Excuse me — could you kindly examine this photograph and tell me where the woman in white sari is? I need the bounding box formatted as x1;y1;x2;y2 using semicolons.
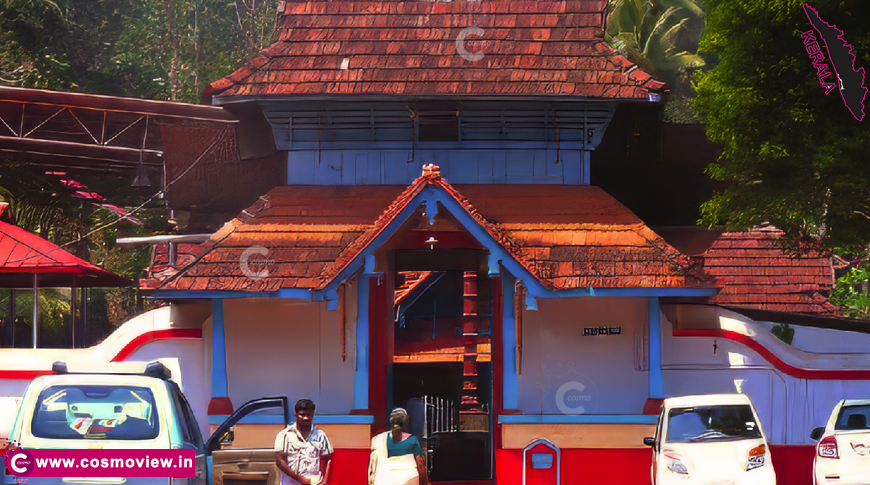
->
368;408;428;485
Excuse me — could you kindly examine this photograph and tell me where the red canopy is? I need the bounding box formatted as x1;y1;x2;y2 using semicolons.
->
0;218;131;288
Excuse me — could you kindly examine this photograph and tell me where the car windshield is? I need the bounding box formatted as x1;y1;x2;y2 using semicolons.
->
835;405;870;431
666;404;763;443
31;385;159;440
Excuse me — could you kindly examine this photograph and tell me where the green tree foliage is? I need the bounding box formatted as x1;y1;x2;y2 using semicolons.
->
1;0;280;342
86;208;156;344
0;161;168;345
694;0;870;253
0;289;71;348
1;0;279;102
606;0;707;122
770;323;795;345
606;0;706;80
0;161;88;243
831;264;870;320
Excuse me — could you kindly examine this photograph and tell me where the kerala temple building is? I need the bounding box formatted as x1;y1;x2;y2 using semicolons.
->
6;2;870;485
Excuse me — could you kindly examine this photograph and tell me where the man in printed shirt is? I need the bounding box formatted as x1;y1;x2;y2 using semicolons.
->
275;399;333;485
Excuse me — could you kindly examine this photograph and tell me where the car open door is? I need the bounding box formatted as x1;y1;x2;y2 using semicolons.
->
206;397;290;485
0;396;21;474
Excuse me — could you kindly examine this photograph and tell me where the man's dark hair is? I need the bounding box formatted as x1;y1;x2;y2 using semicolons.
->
295;399;316;413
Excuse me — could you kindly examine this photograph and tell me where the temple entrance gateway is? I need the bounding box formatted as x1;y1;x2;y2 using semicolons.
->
389;250;495;482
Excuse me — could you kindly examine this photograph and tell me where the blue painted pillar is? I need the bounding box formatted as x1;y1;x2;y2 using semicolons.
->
502;272;519;410
207;298;233;416
353;276;370;410
648;297;664;399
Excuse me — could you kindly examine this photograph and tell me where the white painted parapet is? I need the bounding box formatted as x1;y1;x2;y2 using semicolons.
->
662;305;870;445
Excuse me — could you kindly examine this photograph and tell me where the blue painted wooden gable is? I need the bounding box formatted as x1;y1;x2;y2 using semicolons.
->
257;100;619;185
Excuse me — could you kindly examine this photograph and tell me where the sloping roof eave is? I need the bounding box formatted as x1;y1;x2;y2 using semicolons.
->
157;172;715;294
207;1;668;99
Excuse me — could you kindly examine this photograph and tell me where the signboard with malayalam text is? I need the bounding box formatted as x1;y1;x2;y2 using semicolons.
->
582;326;622;336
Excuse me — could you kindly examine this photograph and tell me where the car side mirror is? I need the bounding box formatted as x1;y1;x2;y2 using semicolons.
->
811;427;825;441
643;437;656;447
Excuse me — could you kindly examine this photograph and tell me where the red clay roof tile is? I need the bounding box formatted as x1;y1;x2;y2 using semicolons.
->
207;0;664;98
699;228;841;316
158;168;713;293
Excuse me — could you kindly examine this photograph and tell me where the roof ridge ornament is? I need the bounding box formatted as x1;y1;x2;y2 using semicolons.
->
422;164;441;179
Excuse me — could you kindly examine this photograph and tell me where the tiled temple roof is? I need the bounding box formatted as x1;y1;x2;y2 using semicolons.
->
158;167;713;292
206;0;666;98
140;242;208;291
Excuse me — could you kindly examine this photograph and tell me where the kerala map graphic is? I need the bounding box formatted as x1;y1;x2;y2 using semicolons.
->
803;3;867;121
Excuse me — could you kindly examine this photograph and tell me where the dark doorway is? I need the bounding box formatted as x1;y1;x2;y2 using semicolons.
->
390;258;494;482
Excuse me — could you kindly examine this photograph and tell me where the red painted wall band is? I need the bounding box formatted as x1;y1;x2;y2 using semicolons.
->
0;370;54;380
674;328;870;380
495;446;815;485
769;444;815;485
0;329;202;379
110;328;202;362
497;448;653;485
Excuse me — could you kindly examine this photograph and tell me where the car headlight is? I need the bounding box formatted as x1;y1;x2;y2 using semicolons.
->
663;449;689;475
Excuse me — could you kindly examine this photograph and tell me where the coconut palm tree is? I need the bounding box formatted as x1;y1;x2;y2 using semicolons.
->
0;161;89;245
0;161;158;347
606;0;706;121
607;0;705;82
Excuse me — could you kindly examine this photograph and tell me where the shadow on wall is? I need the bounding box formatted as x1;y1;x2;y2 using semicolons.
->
592;104;722;227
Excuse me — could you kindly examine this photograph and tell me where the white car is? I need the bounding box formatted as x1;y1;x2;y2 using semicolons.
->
3;361;291;485
644;394;777;485
812;399;870;485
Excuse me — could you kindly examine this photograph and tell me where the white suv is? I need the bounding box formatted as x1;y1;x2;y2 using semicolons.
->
3;361;290;485
4;361;206;485
644;394;777;485
812;399;870;485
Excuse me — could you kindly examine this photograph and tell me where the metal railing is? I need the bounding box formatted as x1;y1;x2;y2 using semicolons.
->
423;395;456;439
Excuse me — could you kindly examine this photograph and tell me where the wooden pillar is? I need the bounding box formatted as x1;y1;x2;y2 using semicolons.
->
461;271;481;412
368;276;389;434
